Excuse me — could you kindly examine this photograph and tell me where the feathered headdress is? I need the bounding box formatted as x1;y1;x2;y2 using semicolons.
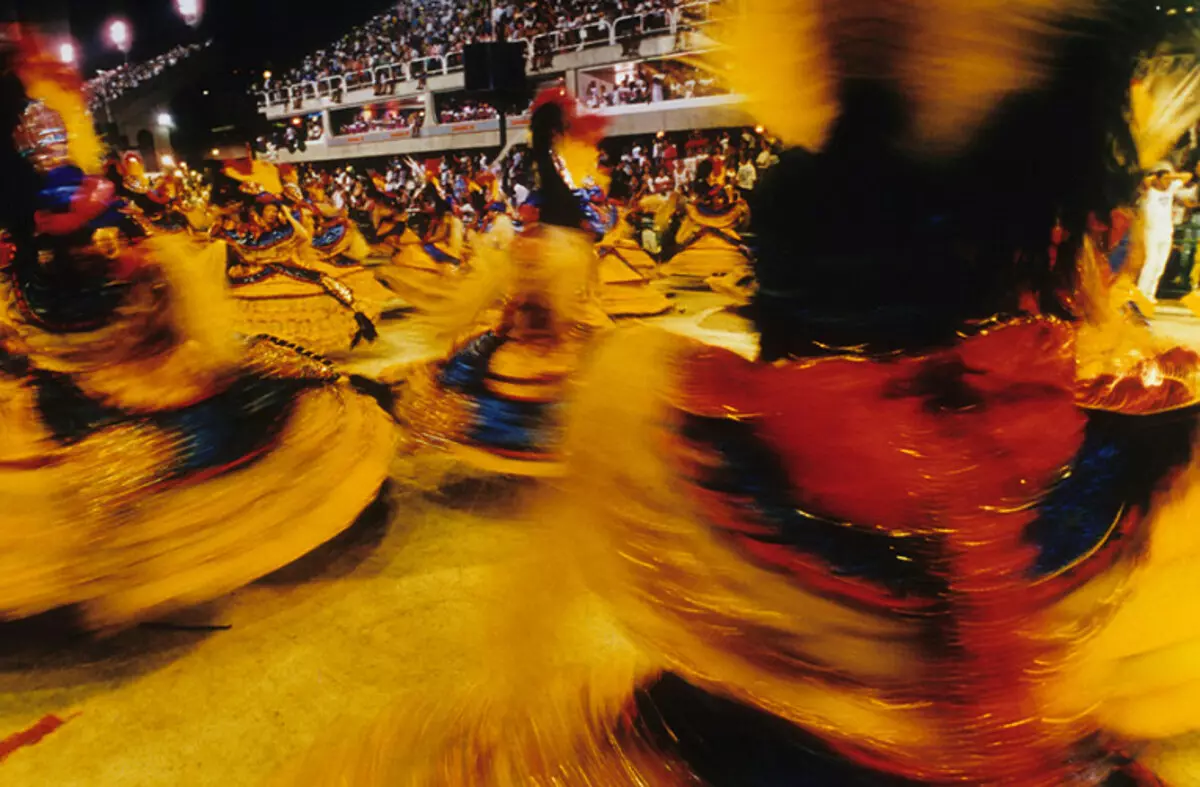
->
1130;55;1200;171
526;88;610;230
718;0;1152;359
222;158;284;197
7;27;105;175
529;88;609;192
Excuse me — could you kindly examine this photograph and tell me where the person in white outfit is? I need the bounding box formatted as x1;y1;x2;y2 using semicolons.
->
1139;163;1193;301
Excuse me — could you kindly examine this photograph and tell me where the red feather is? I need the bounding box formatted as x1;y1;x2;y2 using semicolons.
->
529;87;608;144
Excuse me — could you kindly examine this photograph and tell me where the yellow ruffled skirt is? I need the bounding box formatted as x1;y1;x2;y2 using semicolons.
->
0;381;394;629
661;233;753;284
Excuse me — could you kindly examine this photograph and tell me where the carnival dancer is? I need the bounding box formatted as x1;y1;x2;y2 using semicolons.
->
463;168;516;253
0;31;394;631
373;160;468;312
106;151;195;236
384;90;612;478
592;183;673;318
277;163;401;312
282;2;1200;785
659;157;752;288
1112;61;1200;316
361;170;410;253
212;159;383;355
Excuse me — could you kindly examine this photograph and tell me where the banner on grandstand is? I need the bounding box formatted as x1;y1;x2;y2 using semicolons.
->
328;114;532;147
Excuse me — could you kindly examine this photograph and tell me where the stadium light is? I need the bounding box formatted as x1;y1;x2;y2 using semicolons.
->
175;0;203;26
58;42;76;65
106;19;132;55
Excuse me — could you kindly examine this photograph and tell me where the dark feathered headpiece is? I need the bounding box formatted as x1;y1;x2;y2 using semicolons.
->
526;88;608;230
721;1;1158;360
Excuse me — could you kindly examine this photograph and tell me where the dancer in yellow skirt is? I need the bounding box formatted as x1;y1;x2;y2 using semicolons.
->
660;158;752;289
0;31;394;631
462;168;516;254
211;160;383;355
593;184;673;318
373;162;469;312
277;163;402;313
387;90;612;478
281;2;1200;785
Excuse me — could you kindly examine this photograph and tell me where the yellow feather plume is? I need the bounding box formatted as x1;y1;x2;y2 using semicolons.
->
719;0;836;150
1130;58;1200;171
558;134;610;194
718;0;1098;153
17;72;105;175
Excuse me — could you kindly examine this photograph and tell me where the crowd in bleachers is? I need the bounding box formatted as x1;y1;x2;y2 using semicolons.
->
582;61;722;108
336;107;422;136
86;42;209;110
436;97;501;124
254;0;689;102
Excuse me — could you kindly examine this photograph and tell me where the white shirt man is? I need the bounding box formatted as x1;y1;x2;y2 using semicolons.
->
737;159;757;192
512;181;530;207
1139;165;1192;301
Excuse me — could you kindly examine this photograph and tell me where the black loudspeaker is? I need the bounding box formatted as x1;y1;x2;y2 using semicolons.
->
463;42;527;93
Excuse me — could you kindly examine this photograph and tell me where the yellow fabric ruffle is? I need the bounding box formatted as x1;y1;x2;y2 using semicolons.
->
0;382;395;628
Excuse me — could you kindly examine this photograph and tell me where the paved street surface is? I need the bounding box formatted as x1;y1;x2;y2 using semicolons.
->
1;291;1198;786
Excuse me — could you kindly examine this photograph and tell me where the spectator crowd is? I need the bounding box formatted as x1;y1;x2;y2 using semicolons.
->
86;42;209;111
436;96;501;124
334;106;423;136
583;60;723;108
253;0;694;104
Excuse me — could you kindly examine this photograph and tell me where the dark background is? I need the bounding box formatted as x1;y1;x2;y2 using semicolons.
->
3;0;389;76
2;0;393;157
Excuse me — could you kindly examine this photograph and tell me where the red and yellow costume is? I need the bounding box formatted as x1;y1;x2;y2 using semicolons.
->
276;2;1200;786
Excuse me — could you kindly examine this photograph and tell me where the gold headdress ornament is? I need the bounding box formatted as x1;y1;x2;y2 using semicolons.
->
718;0;1098;154
9;26;106;174
222;158;284;196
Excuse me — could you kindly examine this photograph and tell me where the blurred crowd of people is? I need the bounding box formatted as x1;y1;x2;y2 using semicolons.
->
290;127;776;223
85;42;209;111
603;128;779;201
582;61;722;108
436;96;501;124
335;107;421;136
253;0;689;102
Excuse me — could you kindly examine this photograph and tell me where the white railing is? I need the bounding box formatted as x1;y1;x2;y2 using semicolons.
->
256;0;716;111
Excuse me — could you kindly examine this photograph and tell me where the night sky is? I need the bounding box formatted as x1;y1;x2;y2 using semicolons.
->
5;0;390;77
